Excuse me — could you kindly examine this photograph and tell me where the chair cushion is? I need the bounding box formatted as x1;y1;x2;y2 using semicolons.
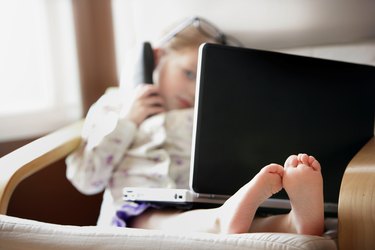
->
0;215;336;250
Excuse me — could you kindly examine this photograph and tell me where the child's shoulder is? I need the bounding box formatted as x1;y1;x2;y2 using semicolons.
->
91;87;128;112
100;87;126;104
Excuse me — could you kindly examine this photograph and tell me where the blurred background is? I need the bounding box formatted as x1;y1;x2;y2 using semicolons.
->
0;0;117;150
0;0;119;225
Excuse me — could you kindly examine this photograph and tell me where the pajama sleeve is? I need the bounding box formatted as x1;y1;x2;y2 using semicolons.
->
66;90;137;195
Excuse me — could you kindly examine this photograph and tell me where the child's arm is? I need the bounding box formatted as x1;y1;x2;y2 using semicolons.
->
66;90;137;195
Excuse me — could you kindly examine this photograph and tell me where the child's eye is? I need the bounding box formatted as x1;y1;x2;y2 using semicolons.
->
184;70;196;80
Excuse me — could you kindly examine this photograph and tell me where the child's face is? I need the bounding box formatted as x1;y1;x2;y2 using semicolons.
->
154;47;198;111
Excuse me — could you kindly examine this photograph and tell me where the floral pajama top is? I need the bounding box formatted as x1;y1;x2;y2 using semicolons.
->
66;88;194;225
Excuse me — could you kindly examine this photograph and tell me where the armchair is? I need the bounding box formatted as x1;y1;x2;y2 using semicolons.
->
0;120;337;250
0;110;374;249
1;1;375;249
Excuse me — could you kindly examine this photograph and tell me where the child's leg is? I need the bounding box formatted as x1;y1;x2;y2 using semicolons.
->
283;153;324;235
131;154;324;235
250;154;324;236
130;163;284;233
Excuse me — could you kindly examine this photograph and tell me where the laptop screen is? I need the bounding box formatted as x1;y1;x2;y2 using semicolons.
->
191;43;375;209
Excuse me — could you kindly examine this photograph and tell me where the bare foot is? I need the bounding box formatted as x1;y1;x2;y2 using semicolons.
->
217;163;284;234
283;153;324;235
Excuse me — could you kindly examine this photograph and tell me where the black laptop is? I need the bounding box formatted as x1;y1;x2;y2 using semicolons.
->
124;43;375;214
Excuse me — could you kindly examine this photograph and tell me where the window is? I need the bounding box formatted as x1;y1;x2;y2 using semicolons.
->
0;0;81;142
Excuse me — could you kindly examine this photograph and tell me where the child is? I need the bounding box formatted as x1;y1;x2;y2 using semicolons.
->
66;17;324;236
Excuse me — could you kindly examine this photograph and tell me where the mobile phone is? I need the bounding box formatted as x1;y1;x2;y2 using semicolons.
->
133;41;155;84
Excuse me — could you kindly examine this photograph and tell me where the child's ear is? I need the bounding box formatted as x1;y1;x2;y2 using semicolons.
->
153;48;165;66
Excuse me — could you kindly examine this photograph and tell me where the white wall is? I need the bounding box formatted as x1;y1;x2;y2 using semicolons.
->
112;0;375;79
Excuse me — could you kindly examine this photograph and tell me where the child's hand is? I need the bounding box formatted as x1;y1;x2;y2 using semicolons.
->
124;84;166;126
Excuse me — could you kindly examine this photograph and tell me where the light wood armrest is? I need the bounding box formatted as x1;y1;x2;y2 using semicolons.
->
0;121;83;214
338;136;375;250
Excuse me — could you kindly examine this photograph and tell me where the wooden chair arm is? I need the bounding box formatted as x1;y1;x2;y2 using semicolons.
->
0;120;83;214
338;136;375;250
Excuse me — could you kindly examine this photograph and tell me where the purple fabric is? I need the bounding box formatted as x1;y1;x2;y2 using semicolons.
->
112;202;153;227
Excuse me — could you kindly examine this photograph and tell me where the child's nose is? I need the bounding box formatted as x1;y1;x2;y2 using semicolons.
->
187;83;196;97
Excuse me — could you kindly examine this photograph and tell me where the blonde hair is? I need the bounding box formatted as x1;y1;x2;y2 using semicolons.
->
159;22;218;52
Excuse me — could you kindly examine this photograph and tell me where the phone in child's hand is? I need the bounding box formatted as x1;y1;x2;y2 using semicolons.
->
133;42;155;84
